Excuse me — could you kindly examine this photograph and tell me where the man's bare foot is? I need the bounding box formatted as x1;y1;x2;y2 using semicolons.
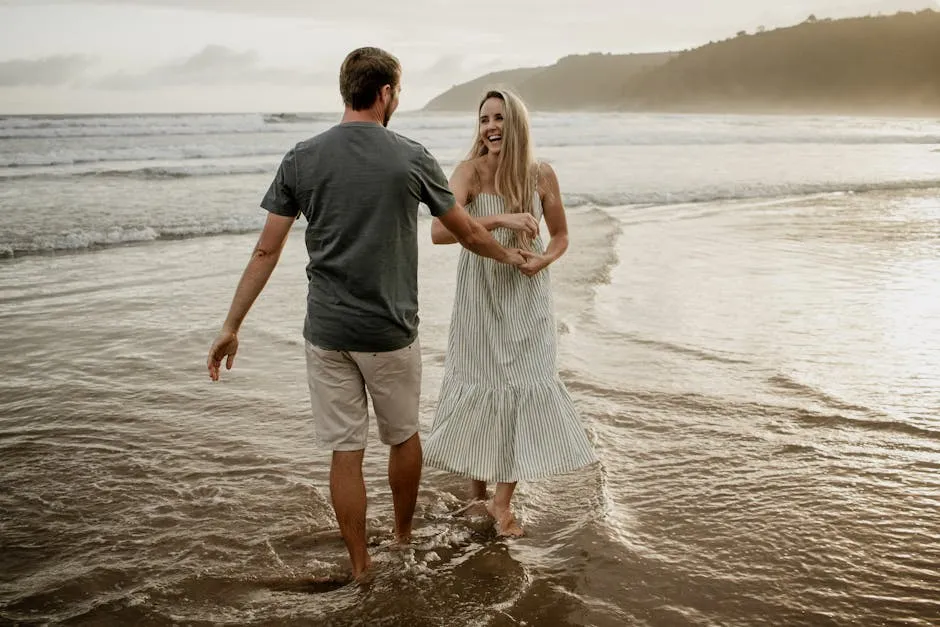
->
351;555;373;581
485;499;524;537
394;530;412;545
353;566;375;586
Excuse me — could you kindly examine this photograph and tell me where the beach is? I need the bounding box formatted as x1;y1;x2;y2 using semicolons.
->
1;111;938;625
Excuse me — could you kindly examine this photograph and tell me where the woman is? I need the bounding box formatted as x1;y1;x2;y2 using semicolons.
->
423;89;597;537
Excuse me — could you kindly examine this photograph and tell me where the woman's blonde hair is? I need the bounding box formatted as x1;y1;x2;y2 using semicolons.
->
468;89;537;217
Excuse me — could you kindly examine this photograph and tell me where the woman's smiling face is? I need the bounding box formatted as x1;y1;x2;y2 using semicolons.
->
479;96;505;155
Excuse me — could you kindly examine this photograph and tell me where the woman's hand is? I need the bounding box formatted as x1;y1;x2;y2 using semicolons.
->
518;250;551;276
500;213;539;238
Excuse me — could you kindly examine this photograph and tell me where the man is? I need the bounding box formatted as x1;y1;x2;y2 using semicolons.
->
206;47;524;581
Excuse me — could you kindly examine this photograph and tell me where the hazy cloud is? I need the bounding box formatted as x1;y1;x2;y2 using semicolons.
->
0;54;95;86
415;55;476;83
2;0;520;19
95;45;332;89
2;0;936;113
3;0;937;30
0;0;831;38
9;0;936;22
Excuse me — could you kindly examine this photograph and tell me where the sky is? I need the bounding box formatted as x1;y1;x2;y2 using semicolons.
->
0;0;935;114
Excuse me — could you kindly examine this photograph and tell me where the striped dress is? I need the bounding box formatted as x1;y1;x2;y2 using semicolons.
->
423;188;598;483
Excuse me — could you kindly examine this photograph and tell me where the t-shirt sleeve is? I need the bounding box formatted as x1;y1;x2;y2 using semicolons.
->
416;147;456;217
260;148;301;218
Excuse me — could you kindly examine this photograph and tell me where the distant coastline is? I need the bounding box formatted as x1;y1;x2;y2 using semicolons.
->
423;11;940;117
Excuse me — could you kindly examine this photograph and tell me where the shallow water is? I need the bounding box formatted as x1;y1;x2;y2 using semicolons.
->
1;112;938;625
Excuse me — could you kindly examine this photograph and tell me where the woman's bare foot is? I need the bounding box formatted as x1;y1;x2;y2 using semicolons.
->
485;499;524;537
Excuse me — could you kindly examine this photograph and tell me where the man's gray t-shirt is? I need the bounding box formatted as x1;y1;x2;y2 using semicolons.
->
261;122;455;352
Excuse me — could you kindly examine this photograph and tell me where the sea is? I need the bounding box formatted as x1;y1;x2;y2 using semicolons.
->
1;110;938;626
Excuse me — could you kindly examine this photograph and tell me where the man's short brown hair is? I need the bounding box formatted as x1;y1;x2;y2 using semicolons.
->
339;47;401;111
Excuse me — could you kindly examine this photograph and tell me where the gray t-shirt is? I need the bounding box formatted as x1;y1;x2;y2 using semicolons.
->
261;122;455;352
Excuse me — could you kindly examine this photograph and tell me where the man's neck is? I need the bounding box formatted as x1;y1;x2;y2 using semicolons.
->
341;106;383;125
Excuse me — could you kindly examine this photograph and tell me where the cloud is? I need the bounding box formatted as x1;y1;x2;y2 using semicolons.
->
0;0;756;31
94;44;332;89
1;0;460;19
407;53;520;91
416;54;469;82
0;54;96;86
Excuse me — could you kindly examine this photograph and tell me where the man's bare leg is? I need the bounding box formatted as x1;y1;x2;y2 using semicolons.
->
388;433;422;543
330;449;371;579
486;482;523;537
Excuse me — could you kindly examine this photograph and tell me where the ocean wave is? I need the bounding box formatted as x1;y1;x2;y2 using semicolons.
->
764;375;939;439
562;179;940;208
0;112;338;140
3;178;937;260
564;379;940;442
625;334;752;365
7;160;938;202
0;128;298;141
768;373;875;414
2;226;162;257
788;409;940;441
262;113;336;124
1;203;618;260
1;163;276;181
84;165;274;179
538;135;940;148
0;145;286;170
0;220;266;259
2;156;462;181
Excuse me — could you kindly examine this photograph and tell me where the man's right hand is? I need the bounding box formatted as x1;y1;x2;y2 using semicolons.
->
502;248;526;266
439;203;530;265
207;330;239;381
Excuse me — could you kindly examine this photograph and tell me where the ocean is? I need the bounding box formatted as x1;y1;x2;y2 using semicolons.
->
1;110;938;626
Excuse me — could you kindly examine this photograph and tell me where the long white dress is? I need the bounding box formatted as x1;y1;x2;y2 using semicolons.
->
423;187;597;483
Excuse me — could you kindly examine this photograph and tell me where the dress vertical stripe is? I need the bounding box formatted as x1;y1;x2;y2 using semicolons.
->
424;189;598;483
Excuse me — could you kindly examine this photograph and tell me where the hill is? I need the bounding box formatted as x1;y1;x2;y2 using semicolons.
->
423;11;940;116
422;66;548;112
423;52;676;111
621;10;940;114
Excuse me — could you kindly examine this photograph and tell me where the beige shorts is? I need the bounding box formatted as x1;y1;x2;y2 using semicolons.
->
304;338;422;451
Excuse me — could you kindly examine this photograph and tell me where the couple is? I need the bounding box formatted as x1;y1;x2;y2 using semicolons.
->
206;47;596;582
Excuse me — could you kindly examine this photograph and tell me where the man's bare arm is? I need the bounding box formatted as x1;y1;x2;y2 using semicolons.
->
431;160;536;246
207;212;295;380
436;204;524;265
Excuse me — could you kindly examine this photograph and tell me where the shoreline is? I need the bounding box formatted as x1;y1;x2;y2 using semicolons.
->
3;104;940;121
423;103;940;120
